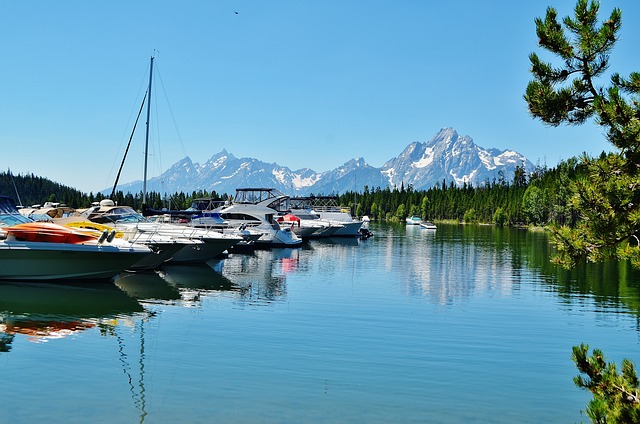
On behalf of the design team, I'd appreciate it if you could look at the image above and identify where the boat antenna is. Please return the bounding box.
[143,56,154,207]
[111,91,148,200]
[8,168,23,207]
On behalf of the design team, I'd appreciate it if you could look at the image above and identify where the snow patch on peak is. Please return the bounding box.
[292,174,321,189]
[450,169,477,186]
[272,169,287,185]
[414,147,434,168]
[213,156,228,167]
[478,149,497,170]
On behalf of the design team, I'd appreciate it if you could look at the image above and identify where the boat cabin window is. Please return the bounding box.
[220,213,260,222]
[266,197,289,212]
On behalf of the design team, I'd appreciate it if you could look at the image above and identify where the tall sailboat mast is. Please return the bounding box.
[142,56,154,206]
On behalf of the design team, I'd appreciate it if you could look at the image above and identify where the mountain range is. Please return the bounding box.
[107,127,535,196]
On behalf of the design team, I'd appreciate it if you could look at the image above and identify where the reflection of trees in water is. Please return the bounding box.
[493,224,640,316]
[391,223,640,317]
[385,224,518,305]
[522,233,640,317]
[306,238,360,274]
[0,331,14,352]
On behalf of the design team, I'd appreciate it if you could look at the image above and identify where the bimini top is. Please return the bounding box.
[233,188,286,203]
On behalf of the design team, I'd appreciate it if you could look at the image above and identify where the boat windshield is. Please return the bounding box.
[0,213,31,226]
[90,207,148,224]
[0,196,32,226]
[25,213,54,222]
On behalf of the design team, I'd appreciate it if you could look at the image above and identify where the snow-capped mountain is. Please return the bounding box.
[381,128,533,190]
[107,128,535,196]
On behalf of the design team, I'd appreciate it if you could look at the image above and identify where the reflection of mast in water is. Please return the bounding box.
[115,314,153,424]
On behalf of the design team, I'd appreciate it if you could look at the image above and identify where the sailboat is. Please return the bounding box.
[97,56,242,263]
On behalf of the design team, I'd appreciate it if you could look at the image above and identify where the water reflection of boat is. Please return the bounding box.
[156,263,237,304]
[0,281,143,350]
[158,264,236,292]
[114,271,181,303]
[309,237,360,247]
[0,280,143,316]
[216,249,306,303]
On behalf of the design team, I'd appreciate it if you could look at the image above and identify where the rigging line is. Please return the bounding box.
[105,65,151,193]
[154,63,190,163]
[8,168,23,207]
[146,61,188,201]
[111,91,148,199]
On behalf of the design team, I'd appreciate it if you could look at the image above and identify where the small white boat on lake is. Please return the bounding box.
[420,221,437,230]
[406,216,423,225]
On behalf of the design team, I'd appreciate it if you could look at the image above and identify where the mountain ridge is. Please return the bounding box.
[107,128,535,196]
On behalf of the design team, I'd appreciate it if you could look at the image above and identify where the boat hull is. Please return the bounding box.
[168,238,239,263]
[330,221,363,237]
[420,222,437,230]
[126,241,185,271]
[0,241,150,281]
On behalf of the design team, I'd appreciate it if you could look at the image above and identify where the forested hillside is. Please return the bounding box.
[0,172,91,208]
[339,159,581,227]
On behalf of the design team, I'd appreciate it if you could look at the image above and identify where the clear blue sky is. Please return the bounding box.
[1,0,639,193]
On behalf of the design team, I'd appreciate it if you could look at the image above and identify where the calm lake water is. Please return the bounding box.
[2,223,640,423]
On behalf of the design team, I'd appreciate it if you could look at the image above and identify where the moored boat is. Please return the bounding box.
[288,196,363,237]
[0,196,152,281]
[215,188,302,248]
[420,221,437,230]
[406,216,423,225]
[87,200,242,263]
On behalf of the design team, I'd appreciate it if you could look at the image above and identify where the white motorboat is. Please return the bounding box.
[288,196,363,237]
[0,196,152,281]
[406,216,423,225]
[25,206,188,272]
[420,221,437,230]
[86,200,243,263]
[283,207,344,238]
[149,208,263,246]
[65,220,188,271]
[276,213,321,239]
[216,188,302,247]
